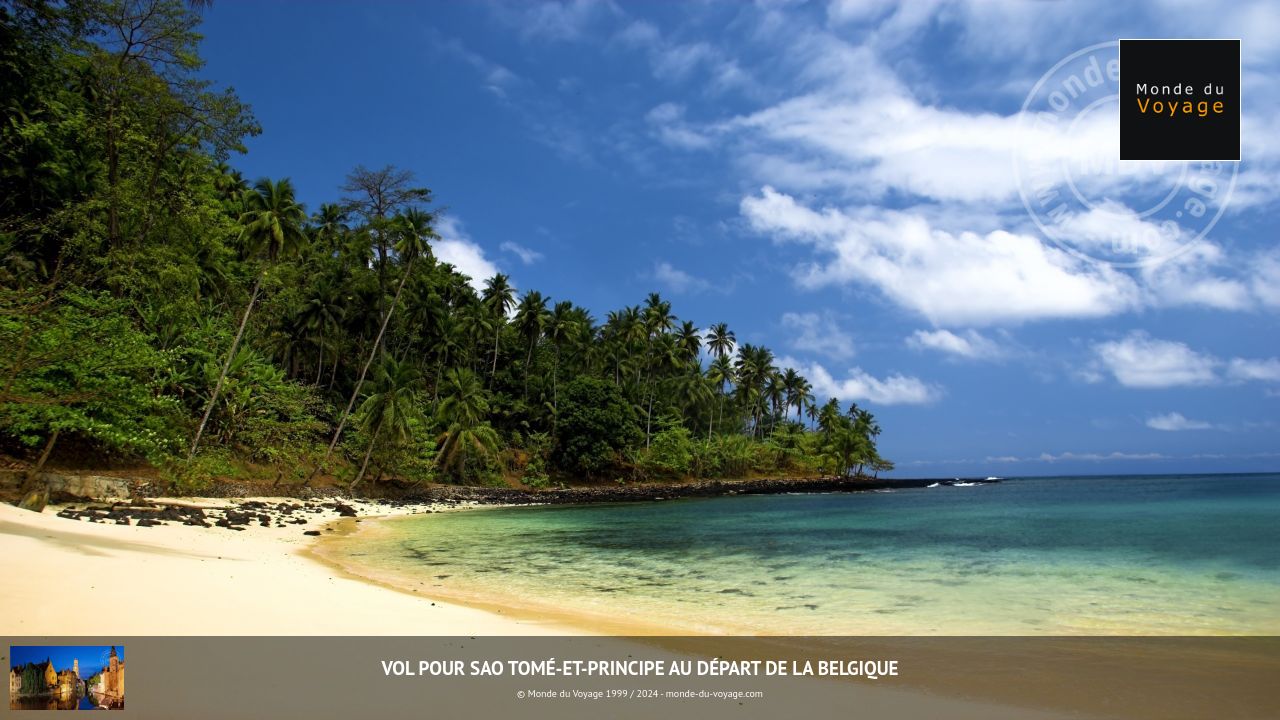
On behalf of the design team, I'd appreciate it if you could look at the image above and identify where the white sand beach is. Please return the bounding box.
[0,500,578,636]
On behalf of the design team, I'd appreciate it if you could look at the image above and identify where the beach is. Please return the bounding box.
[3,488,1278,719]
[0,499,577,636]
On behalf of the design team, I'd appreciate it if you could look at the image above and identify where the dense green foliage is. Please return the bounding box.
[0,0,891,491]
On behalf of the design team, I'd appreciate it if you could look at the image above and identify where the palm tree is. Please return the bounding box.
[706,354,735,439]
[675,320,702,367]
[644,332,683,446]
[314,208,435,482]
[189,177,307,460]
[733,343,775,438]
[546,301,578,420]
[435,368,499,482]
[705,322,735,359]
[311,203,350,256]
[764,371,786,435]
[351,356,425,488]
[513,290,548,397]
[481,273,515,378]
[791,376,814,427]
[296,279,345,385]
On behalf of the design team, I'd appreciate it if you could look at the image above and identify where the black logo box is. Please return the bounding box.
[1119,39,1240,161]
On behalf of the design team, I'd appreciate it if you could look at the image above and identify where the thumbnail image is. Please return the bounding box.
[9,646,124,711]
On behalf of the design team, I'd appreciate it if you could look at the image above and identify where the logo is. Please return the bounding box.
[1013,41,1239,267]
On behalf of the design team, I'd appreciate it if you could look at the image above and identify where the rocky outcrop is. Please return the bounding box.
[1,470,137,504]
[41,473,133,501]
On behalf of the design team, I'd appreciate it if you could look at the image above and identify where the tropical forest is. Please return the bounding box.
[0,0,891,501]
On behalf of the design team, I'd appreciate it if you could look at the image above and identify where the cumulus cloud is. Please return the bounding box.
[1227,357,1280,383]
[1089,331,1280,389]
[1146,412,1213,431]
[907,329,1006,360]
[741,187,1140,325]
[780,356,941,405]
[434,216,502,292]
[781,311,856,360]
[1091,332,1219,388]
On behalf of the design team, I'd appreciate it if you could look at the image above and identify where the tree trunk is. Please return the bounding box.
[523,341,535,399]
[311,257,413,484]
[350,422,381,490]
[314,330,325,385]
[552,346,560,425]
[189,271,264,461]
[645,383,654,449]
[491,326,500,378]
[16,428,60,512]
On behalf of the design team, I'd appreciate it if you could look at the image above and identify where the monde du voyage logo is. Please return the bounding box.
[1120,39,1241,161]
[1014,39,1241,268]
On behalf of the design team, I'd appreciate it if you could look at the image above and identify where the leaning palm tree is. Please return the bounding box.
[351,356,425,489]
[312,208,435,482]
[189,177,307,460]
[435,368,500,482]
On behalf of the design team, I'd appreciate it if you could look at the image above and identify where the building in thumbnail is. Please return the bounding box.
[93,646,125,705]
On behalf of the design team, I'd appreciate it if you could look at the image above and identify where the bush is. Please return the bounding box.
[553,377,642,478]
[638,417,696,478]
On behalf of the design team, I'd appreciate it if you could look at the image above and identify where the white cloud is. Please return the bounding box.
[646,103,713,150]
[741,187,1140,325]
[507,0,619,42]
[651,261,710,294]
[781,312,856,360]
[907,329,1005,360]
[1089,331,1280,389]
[431,31,522,99]
[1227,357,1280,383]
[1250,251,1280,308]
[1038,451,1167,462]
[1091,332,1218,389]
[1146,412,1213,431]
[499,241,544,265]
[433,216,501,292]
[781,356,941,405]
[613,18,754,94]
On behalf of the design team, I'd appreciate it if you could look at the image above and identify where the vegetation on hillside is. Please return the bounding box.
[0,0,891,500]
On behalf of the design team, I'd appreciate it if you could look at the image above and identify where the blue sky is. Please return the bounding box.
[10,646,122,676]
[197,1,1278,477]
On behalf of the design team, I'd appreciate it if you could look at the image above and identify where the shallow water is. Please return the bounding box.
[327,473,1280,635]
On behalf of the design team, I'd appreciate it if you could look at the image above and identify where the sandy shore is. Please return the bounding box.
[0,500,579,636]
[5,499,1275,719]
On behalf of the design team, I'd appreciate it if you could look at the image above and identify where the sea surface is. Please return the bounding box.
[325,473,1280,635]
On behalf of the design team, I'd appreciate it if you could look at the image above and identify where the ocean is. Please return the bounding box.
[324,473,1280,635]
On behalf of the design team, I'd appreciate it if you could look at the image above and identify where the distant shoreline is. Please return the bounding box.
[2,468,1000,509]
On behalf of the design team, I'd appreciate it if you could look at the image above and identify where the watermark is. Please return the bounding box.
[1013,41,1238,267]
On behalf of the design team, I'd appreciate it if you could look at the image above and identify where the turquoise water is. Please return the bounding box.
[328,474,1280,635]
